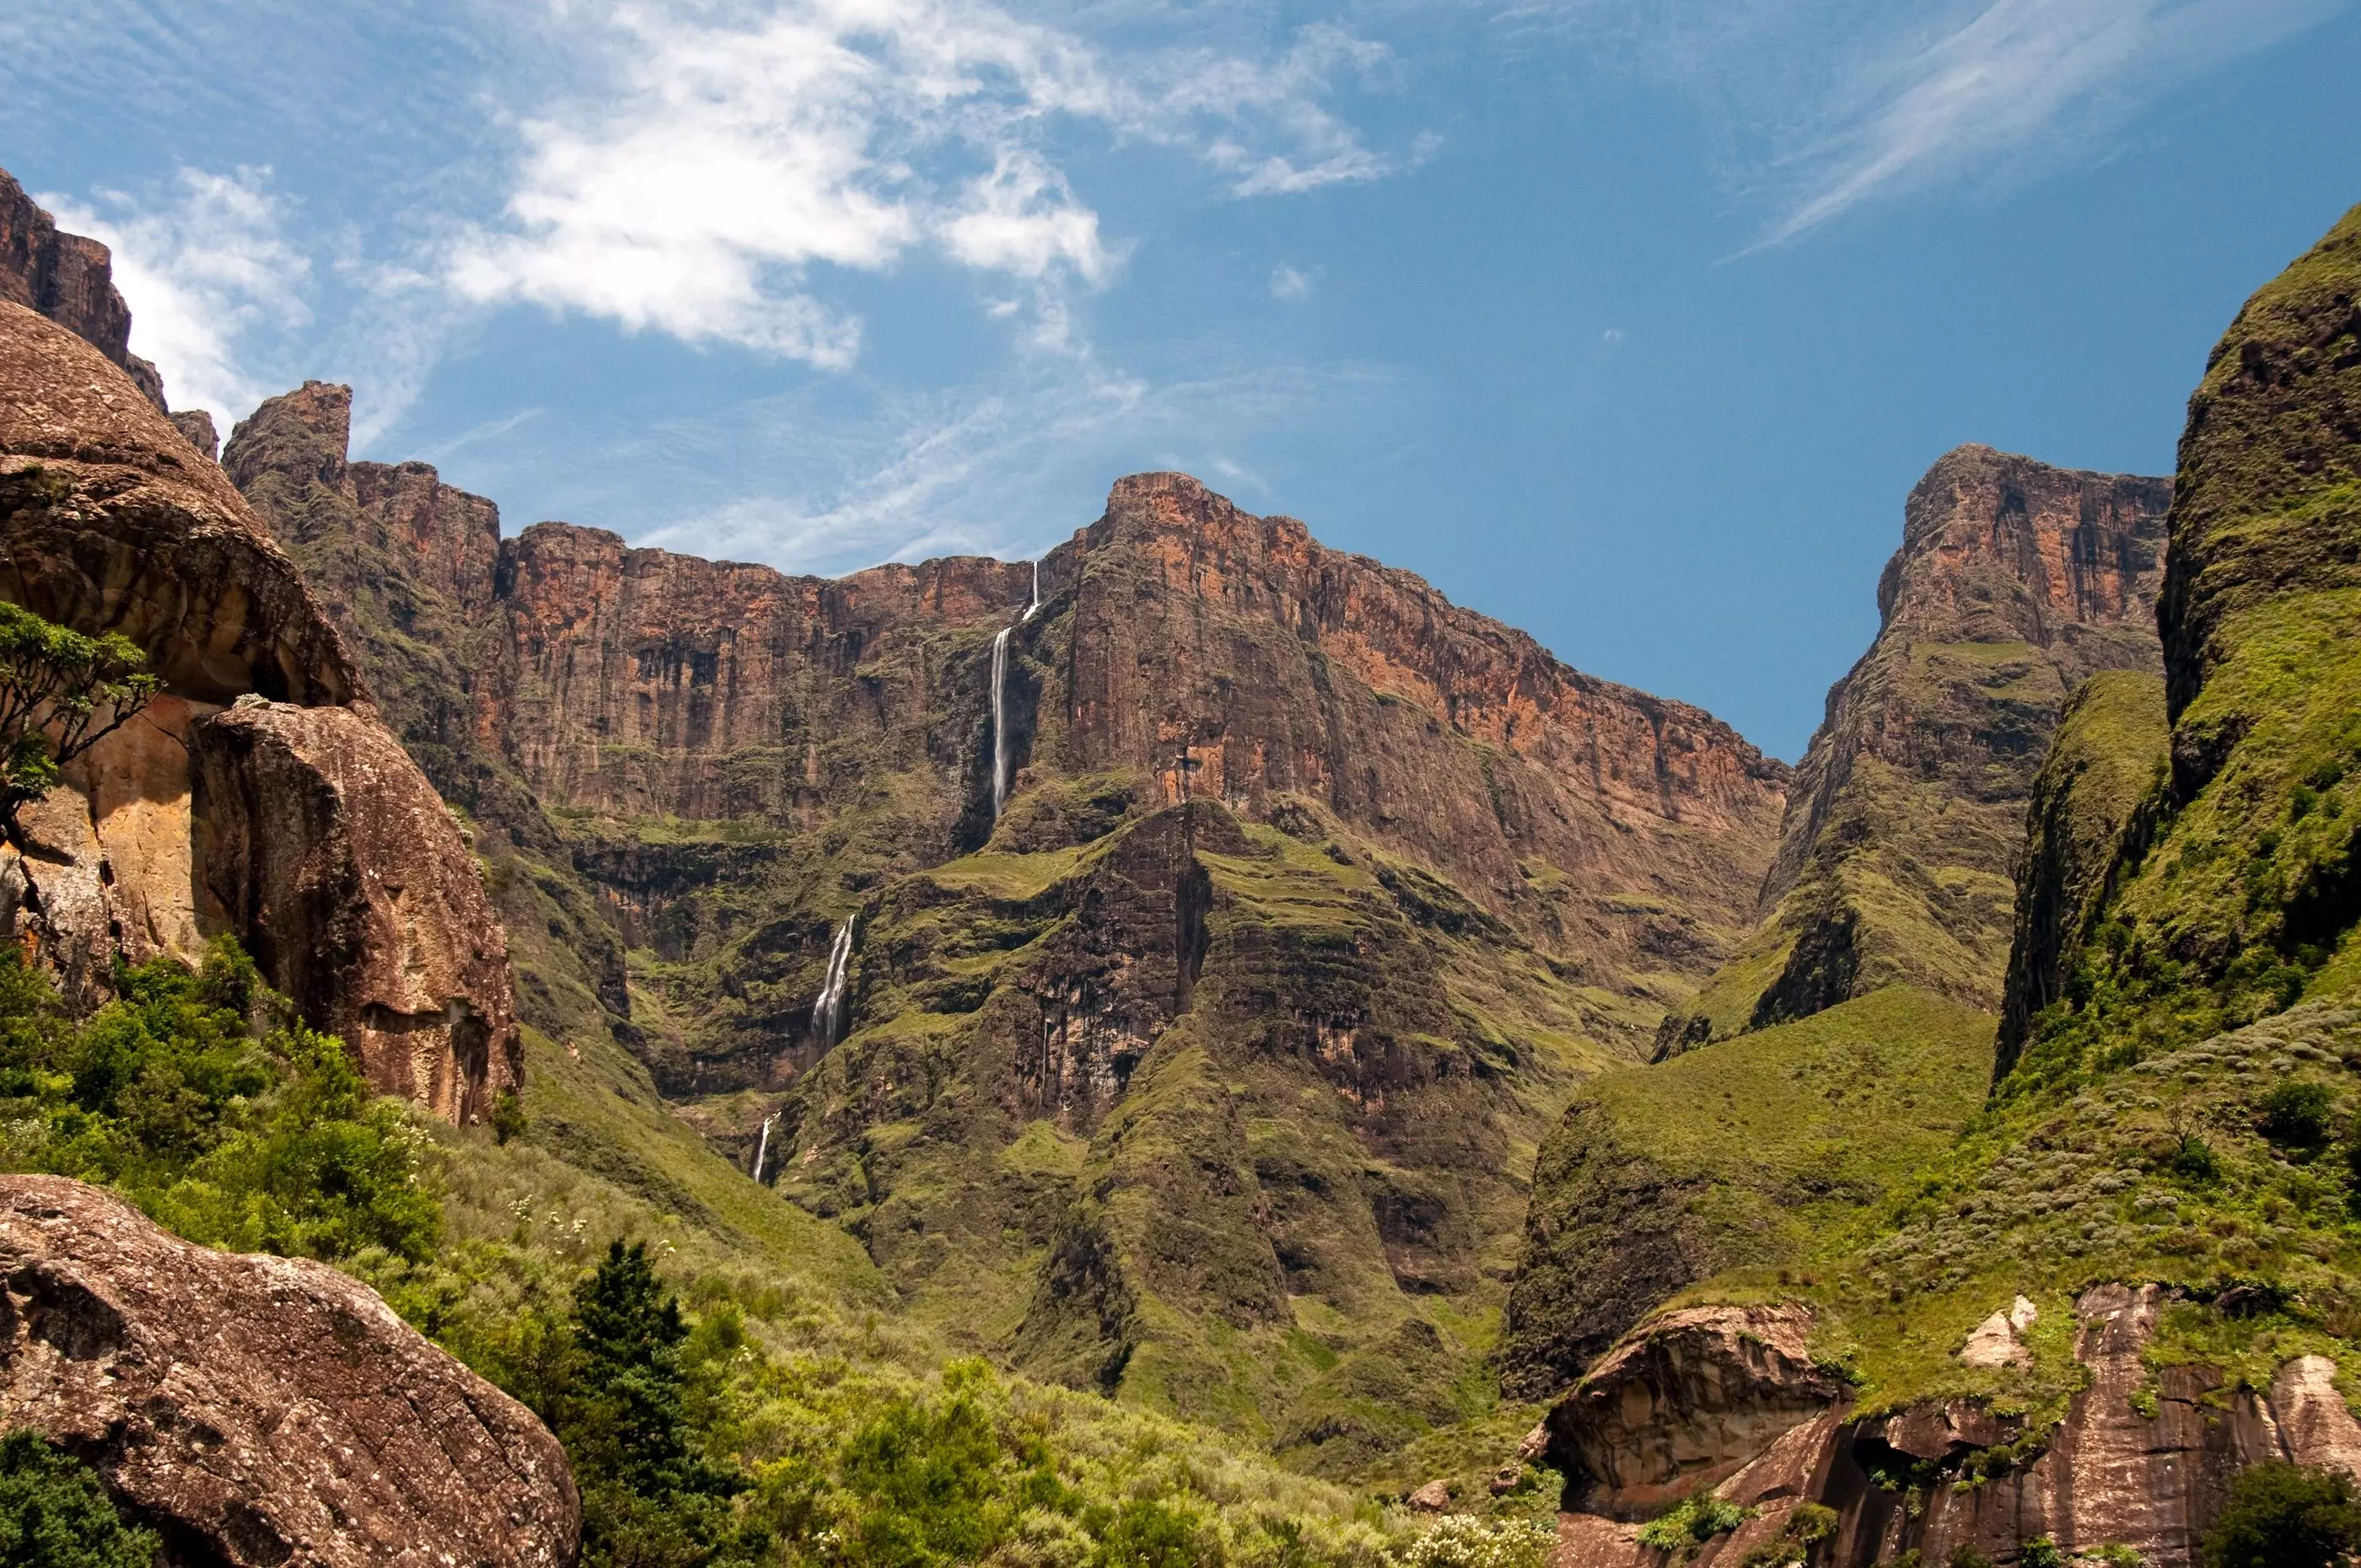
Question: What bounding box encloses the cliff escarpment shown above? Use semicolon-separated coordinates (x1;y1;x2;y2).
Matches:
217;403;1791;1466
1670;445;2170;1044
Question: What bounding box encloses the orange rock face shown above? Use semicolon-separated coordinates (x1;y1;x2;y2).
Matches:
0;169;166;409
0;304;518;1125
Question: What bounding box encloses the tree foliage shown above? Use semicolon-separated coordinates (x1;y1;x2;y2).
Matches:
0;601;157;845
2203;1461;2361;1568
0;1429;159;1568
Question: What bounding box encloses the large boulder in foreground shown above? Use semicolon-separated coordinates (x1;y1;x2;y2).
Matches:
196;698;523;1121
0;1175;578;1567
0;299;519;1122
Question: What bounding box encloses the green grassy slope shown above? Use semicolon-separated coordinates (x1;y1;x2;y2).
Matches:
1497;987;1996;1398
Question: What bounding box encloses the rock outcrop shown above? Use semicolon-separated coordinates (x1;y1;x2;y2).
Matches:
195;699;523;1120
0;302;519;1122
0;167;168;410
0;1174;578;1567
1670;446;2170;1043
1546;1289;2361;1568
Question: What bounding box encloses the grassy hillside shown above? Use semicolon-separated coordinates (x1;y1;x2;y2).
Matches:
1498;987;1996;1398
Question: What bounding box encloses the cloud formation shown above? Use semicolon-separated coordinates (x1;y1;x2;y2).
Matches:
1763;0;2337;242
44;167;311;417
449;0;1396;364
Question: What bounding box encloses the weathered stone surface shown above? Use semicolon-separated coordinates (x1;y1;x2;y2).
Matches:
1547;1282;2361;1568
0;169;165;408
0;305;520;1126
168;408;219;462
0;303;358;704
1542;1302;1845;1520
0;1174;578;1568
194;698;522;1122
1956;1293;2039;1369
1675;445;2170;1040
1406;1479;1452;1512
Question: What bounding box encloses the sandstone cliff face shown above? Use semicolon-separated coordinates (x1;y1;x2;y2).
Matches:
1673;445;2170;1042
0;303;517;1124
1543;1289;2361;1568
0;168;168;411
0;1174;578;1567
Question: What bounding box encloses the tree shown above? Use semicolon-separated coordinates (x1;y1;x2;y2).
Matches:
2204;1461;2361;1568
0;1428;161;1568
0;601;157;847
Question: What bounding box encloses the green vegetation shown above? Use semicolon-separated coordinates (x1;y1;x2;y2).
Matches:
1395;1516;1554;1568
1637;1493;1751;1555
0;599;157;845
0;939;437;1263
1499;986;1996;1395
2202;1462;2361;1568
0;1430;160;1568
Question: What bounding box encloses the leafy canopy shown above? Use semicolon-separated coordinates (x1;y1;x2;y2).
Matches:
0;1428;160;1568
0;600;157;844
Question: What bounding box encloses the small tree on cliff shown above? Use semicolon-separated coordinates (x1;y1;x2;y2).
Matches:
0;600;157;847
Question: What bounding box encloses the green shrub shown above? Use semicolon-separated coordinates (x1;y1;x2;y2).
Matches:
0;1428;159;1568
490;1089;527;1146
2202;1461;2361;1568
2257;1082;2334;1153
2019;1535;2065;1568
2168;1133;2222;1184
1638;1493;1752;1552
0;941;438;1263
1945;1549;1993;1568
1400;1515;1555;1568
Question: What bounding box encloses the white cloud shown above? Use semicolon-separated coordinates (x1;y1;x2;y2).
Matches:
1761;0;2337;242
44;168;312;416
1270;264;1314;299
449;0;1398;363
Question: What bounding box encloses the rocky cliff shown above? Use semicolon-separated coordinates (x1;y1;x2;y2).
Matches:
1509;199;2361;1568
1668;446;2170;1046
216;401;1791;1465
0;167;169;412
0;1174;578;1566
0;301;519;1121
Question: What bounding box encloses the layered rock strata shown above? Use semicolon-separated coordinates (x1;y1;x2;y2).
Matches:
1544;1291;2361;1568
0;302;518;1121
1668;445;2171;1044
0;1174;578;1567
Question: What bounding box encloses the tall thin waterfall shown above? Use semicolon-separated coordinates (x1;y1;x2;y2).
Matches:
750;1113;776;1184
992;564;1040;819
814;917;855;1051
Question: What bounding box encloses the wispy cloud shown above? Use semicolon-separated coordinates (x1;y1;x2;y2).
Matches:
43;168;312;416
1761;0;2338;243
448;0;1400;364
1270;264;1315;299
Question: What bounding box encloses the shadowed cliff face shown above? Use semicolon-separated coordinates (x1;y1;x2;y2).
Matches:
1673;445;2170;1042
220;408;1791;1465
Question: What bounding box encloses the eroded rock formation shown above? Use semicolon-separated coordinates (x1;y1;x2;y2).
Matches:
1670;445;2171;1043
0;169;166;409
1546;1289;2361;1568
0;1174;578;1567
0;302;518;1122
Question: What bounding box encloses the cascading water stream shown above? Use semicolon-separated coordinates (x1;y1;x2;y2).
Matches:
750;1113;776;1184
991;563;1040;818
814;916;855;1052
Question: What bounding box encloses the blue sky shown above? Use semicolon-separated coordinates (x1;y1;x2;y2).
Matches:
3;0;2356;760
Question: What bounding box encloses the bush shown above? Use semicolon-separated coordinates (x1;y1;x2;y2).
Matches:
1638;1493;1752;1552
0;1428;160;1568
1400;1515;1555;1568
2168;1133;2222;1184
2019;1536;2065;1568
2203;1461;2361;1568
2258;1082;2335;1153
0;941;439;1264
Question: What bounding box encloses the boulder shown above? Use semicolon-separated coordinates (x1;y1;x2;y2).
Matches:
0;1174;578;1567
194;697;521;1121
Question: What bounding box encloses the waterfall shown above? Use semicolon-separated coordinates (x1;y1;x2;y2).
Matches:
814;916;855;1051
992;561;1039;817
750;1114;776;1184
991;624;1015;817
